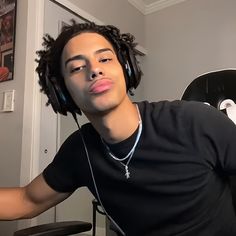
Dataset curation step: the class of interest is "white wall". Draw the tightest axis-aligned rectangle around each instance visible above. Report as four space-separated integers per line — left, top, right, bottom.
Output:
0 1 28 235
68 0 145 47
144 0 236 101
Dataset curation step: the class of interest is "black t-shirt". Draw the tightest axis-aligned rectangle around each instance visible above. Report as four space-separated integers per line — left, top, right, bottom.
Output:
43 100 236 236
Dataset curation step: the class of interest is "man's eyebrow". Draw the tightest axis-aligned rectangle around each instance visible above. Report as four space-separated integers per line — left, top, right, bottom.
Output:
64 48 114 68
95 48 114 55
65 55 84 68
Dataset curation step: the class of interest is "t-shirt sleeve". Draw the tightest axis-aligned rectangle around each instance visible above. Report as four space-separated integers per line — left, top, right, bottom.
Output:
183 101 236 174
43 130 87 193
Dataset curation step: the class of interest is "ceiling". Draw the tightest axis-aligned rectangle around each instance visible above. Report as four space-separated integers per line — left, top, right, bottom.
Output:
127 0 188 15
143 0 160 4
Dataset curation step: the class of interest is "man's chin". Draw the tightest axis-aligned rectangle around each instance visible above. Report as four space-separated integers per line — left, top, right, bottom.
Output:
83 103 118 116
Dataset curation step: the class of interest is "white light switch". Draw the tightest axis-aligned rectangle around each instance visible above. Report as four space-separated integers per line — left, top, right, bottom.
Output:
3 90 15 112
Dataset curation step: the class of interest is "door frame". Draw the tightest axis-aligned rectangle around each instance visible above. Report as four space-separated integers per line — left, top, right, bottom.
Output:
19 0 104 229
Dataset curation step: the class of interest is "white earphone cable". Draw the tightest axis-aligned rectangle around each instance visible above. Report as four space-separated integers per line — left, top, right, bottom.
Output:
72 113 125 236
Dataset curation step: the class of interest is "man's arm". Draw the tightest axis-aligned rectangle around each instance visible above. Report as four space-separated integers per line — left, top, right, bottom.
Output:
0 174 71 220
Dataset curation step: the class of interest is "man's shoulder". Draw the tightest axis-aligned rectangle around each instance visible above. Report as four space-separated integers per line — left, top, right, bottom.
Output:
81 122 98 137
137 99 208 116
137 99 220 128
63 122 97 142
58 122 94 148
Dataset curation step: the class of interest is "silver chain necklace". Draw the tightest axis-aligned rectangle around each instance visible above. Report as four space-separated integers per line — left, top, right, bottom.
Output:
101 105 142 179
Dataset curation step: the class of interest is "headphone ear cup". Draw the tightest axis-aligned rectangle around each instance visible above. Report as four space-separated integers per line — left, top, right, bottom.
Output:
46 75 82 116
46 76 68 115
120 43 141 90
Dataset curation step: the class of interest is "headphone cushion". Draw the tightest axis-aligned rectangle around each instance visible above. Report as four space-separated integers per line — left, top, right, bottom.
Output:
119 43 141 90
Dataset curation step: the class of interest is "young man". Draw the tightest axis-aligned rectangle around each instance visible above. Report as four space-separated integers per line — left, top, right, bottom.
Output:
1 21 236 236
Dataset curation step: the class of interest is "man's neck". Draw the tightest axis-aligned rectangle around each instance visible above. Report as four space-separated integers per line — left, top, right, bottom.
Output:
85 98 140 144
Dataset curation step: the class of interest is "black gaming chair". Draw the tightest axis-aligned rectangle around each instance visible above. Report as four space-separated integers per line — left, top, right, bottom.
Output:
13 199 119 236
13 221 92 236
181 69 236 210
182 69 236 111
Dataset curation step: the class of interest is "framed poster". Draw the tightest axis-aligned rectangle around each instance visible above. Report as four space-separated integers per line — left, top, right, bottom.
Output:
0 0 16 82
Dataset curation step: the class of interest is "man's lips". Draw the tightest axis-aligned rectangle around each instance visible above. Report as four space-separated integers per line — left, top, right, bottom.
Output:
89 79 113 94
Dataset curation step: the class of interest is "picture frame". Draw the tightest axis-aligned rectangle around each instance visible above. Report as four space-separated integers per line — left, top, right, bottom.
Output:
0 0 17 82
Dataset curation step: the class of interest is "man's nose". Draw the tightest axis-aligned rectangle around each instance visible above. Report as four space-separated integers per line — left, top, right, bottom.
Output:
90 70 104 80
89 62 104 80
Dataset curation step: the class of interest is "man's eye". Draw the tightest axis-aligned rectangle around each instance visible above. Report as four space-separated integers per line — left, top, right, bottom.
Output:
100 58 112 63
70 65 86 73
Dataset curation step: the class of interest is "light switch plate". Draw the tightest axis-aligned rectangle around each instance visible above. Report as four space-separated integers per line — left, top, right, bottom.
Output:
3 90 15 112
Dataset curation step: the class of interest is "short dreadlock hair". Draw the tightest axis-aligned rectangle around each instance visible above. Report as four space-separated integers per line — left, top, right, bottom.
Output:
35 20 140 115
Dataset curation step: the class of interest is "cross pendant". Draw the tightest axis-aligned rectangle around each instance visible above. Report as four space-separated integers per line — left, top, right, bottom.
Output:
125 165 130 179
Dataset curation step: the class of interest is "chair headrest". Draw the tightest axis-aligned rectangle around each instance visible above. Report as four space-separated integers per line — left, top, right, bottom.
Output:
182 69 236 110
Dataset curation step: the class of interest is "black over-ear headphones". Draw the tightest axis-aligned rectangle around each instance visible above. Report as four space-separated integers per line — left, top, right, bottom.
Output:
45 65 81 116
118 42 141 92
45 42 141 116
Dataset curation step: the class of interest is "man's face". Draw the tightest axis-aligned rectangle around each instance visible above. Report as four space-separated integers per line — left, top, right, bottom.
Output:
61 32 127 115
